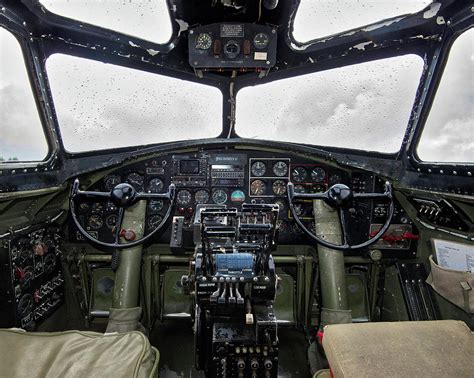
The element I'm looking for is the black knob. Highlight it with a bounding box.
[111,183,136,207]
[326,184,352,207]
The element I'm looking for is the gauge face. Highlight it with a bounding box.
[148,178,164,193]
[195,189,210,204]
[105,214,118,229]
[149,199,164,211]
[212,189,227,204]
[177,190,192,206]
[104,175,120,191]
[272,180,287,195]
[231,189,245,202]
[78,202,90,213]
[251,161,266,177]
[87,214,103,230]
[292,167,307,183]
[126,172,144,191]
[196,33,212,50]
[253,33,270,49]
[148,215,163,229]
[311,167,326,183]
[294,184,306,194]
[250,179,266,196]
[92,202,104,214]
[273,161,288,177]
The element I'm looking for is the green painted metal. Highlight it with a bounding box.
[112,201,146,309]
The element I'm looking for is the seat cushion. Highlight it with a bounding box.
[323,320,473,378]
[0,329,159,378]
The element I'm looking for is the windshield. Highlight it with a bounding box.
[236,55,424,153]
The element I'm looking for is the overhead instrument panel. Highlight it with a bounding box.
[188,23,277,69]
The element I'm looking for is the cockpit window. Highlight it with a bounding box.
[417,29,474,163]
[236,54,423,153]
[39,0,173,44]
[0,28,48,162]
[293,0,432,43]
[46,54,222,153]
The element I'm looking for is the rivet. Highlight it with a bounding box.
[467,172,472,176]
[439,170,444,174]
[453,171,457,175]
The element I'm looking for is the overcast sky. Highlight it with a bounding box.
[0,1,472,163]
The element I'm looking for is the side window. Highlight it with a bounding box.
[417,29,473,163]
[0,28,48,162]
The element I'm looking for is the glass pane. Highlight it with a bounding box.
[0,28,48,162]
[40,0,173,43]
[293,0,432,43]
[46,54,222,152]
[236,55,423,153]
[417,29,474,163]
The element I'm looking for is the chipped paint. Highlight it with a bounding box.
[352,41,372,51]
[423,2,441,19]
[146,48,160,56]
[118,53,131,58]
[175,19,189,37]
[436,16,445,25]
[128,40,140,48]
[362,16,405,32]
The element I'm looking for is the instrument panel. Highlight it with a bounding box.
[71,149,415,254]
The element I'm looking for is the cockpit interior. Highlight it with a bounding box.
[0,1,472,377]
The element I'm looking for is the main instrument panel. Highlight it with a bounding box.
[71,149,416,254]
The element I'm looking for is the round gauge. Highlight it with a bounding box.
[105,214,118,229]
[22,266,34,286]
[272,180,287,195]
[177,190,192,206]
[78,202,90,213]
[231,189,246,202]
[105,201,117,213]
[329,174,342,186]
[126,172,144,191]
[273,161,288,177]
[253,33,270,49]
[311,167,326,183]
[293,203,304,217]
[195,189,210,204]
[104,175,120,191]
[196,33,212,50]
[212,189,228,205]
[149,199,164,211]
[148,214,163,229]
[251,161,267,177]
[44,253,56,273]
[92,202,104,214]
[147,178,164,193]
[250,180,266,196]
[292,167,307,183]
[294,184,306,194]
[87,214,103,230]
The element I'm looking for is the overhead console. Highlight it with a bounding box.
[188,23,277,71]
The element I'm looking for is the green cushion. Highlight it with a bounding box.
[0,329,159,377]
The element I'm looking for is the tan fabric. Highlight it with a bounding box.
[0,329,159,378]
[323,320,474,378]
[427,255,474,313]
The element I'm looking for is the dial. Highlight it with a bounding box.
[291,167,307,183]
[105,214,118,229]
[311,167,326,183]
[195,189,210,204]
[253,33,270,49]
[126,172,144,191]
[149,199,164,211]
[148,215,163,229]
[250,180,266,196]
[78,202,90,213]
[87,214,103,230]
[196,33,212,50]
[251,161,266,177]
[272,180,287,195]
[212,189,227,205]
[104,175,120,191]
[147,178,164,193]
[294,184,306,194]
[176,190,192,206]
[91,202,104,214]
[231,189,245,202]
[273,161,288,177]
